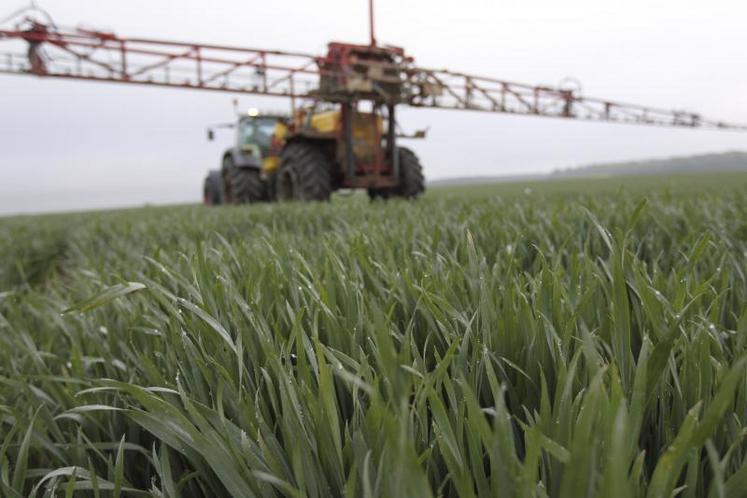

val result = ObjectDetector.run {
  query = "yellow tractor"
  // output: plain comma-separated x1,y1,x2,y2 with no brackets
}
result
204,104,425,204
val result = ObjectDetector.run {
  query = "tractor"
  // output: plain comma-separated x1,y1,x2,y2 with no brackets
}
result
202,107,426,205
203,107,425,205
203,43,425,205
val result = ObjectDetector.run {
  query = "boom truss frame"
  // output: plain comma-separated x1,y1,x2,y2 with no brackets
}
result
1,18,745,131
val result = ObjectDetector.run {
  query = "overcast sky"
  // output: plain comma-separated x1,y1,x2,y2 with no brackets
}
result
1,0,745,214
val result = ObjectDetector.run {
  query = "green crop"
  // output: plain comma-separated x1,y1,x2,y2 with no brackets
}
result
1,172,746,497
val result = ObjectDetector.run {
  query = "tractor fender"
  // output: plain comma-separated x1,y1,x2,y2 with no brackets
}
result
222,147,261,170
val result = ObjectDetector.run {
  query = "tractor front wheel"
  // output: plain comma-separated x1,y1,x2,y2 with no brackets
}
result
223,156,266,204
276,142,332,201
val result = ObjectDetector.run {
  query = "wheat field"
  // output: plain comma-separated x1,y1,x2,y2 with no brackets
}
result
1,173,746,497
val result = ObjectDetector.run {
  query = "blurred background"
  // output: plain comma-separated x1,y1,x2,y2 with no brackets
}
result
1,0,745,214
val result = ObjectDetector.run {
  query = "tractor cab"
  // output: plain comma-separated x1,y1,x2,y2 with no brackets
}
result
228,111,288,176
237,113,286,157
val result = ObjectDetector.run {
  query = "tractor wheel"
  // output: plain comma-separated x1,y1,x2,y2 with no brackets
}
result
395,147,425,199
367,188,391,201
223,156,266,204
229,167,266,203
276,142,332,201
203,170,224,205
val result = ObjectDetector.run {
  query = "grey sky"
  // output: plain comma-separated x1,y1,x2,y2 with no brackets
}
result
1,0,745,214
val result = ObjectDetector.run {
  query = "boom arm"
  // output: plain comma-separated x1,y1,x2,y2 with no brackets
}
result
405,69,742,130
1,17,745,131
0,21,322,99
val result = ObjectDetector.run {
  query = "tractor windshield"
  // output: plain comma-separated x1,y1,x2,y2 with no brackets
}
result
238,117,278,149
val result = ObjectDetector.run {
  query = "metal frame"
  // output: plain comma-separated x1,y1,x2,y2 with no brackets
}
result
0,21,321,109
3,21,742,131
404,68,744,130
1,13,745,194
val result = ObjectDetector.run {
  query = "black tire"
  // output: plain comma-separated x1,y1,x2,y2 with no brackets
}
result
223,156,266,204
203,170,224,205
367,188,391,201
276,142,332,201
396,147,425,199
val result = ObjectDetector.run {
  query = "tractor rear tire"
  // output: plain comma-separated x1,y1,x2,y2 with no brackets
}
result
203,170,224,205
276,142,332,201
396,147,425,199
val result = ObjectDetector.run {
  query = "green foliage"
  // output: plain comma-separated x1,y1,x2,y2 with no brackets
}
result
1,172,746,497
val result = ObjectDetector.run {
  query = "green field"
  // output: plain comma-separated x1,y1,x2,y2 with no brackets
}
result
1,172,746,497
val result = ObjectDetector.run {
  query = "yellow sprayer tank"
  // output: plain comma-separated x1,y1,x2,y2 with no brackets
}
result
307,110,383,163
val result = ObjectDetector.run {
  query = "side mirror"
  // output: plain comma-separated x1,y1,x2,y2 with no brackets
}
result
207,129,215,141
